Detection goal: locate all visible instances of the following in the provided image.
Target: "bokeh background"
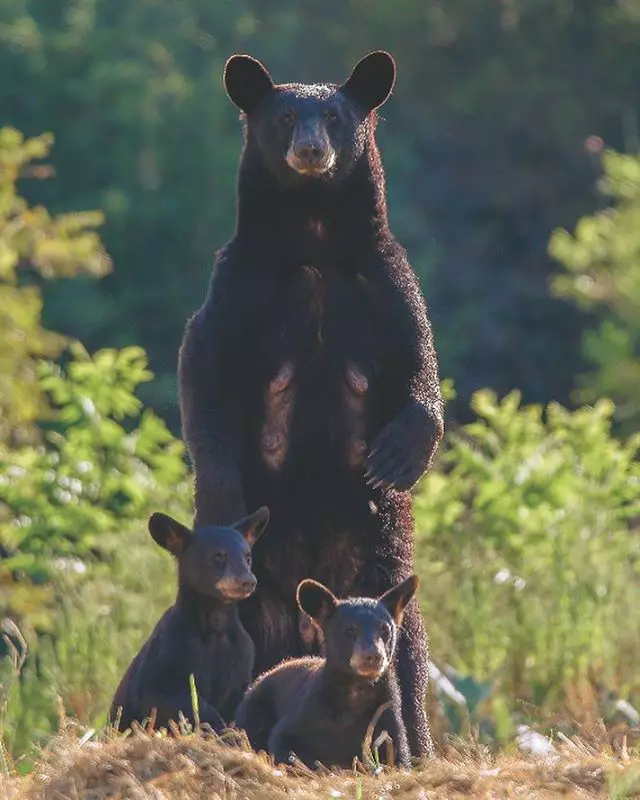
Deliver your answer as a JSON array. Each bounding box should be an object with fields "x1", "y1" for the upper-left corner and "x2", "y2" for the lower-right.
[{"x1": 1, "y1": 0, "x2": 639, "y2": 770}]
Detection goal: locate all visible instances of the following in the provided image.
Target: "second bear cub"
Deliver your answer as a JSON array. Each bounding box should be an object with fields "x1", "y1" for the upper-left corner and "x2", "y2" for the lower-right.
[
  {"x1": 235, "y1": 575, "x2": 417, "y2": 769},
  {"x1": 110, "y1": 506, "x2": 269, "y2": 733}
]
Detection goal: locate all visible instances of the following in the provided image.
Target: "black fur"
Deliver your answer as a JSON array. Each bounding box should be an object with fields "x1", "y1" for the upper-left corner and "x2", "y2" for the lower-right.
[
  {"x1": 178, "y1": 51, "x2": 443, "y2": 757},
  {"x1": 110, "y1": 507, "x2": 270, "y2": 732},
  {"x1": 235, "y1": 577, "x2": 417, "y2": 769}
]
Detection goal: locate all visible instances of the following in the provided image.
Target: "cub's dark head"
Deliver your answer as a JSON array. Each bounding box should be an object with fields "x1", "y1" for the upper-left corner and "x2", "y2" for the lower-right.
[
  {"x1": 296, "y1": 575, "x2": 418, "y2": 681},
  {"x1": 223, "y1": 51, "x2": 395, "y2": 184},
  {"x1": 148, "y1": 507, "x2": 270, "y2": 603}
]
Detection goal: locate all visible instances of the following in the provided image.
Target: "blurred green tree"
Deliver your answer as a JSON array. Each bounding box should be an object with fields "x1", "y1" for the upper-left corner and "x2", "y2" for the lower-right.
[
  {"x1": 0, "y1": 126, "x2": 109, "y2": 445},
  {"x1": 0, "y1": 130, "x2": 190, "y2": 759},
  {"x1": 0, "y1": 126, "x2": 189, "y2": 632},
  {"x1": 550, "y1": 148, "x2": 640, "y2": 433}
]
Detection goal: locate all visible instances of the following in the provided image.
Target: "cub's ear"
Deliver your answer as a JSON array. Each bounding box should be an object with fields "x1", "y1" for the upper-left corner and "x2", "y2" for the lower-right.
[
  {"x1": 233, "y1": 506, "x2": 270, "y2": 546},
  {"x1": 341, "y1": 50, "x2": 396, "y2": 112},
  {"x1": 379, "y1": 574, "x2": 419, "y2": 625},
  {"x1": 148, "y1": 513, "x2": 192, "y2": 557},
  {"x1": 297, "y1": 579, "x2": 339, "y2": 627},
  {"x1": 224, "y1": 54, "x2": 274, "y2": 113}
]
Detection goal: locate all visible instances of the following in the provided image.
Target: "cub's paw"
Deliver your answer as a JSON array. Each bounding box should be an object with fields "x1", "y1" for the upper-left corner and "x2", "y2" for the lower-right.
[{"x1": 364, "y1": 401, "x2": 443, "y2": 491}]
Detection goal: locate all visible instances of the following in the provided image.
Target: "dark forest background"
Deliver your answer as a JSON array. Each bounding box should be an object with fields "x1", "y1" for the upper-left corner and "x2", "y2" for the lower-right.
[{"x1": 4, "y1": 0, "x2": 639, "y2": 428}]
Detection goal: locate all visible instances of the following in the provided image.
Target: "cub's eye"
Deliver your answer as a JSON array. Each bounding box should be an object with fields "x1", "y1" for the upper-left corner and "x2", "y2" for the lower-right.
[
  {"x1": 245, "y1": 553, "x2": 252, "y2": 565},
  {"x1": 212, "y1": 552, "x2": 227, "y2": 567},
  {"x1": 344, "y1": 625, "x2": 358, "y2": 639},
  {"x1": 325, "y1": 110, "x2": 338, "y2": 123},
  {"x1": 280, "y1": 110, "x2": 296, "y2": 127}
]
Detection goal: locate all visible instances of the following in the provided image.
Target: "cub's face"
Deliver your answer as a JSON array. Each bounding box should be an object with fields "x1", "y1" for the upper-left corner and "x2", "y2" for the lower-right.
[
  {"x1": 296, "y1": 575, "x2": 419, "y2": 682},
  {"x1": 147, "y1": 507, "x2": 270, "y2": 602},
  {"x1": 179, "y1": 526, "x2": 258, "y2": 601},
  {"x1": 223, "y1": 51, "x2": 396, "y2": 185},
  {"x1": 326, "y1": 601, "x2": 398, "y2": 680}
]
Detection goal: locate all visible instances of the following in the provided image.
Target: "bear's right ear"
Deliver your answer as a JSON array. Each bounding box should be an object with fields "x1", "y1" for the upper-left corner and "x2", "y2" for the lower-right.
[
  {"x1": 148, "y1": 513, "x2": 192, "y2": 557},
  {"x1": 297, "y1": 579, "x2": 339, "y2": 627},
  {"x1": 379, "y1": 574, "x2": 419, "y2": 625},
  {"x1": 224, "y1": 54, "x2": 274, "y2": 113},
  {"x1": 341, "y1": 51, "x2": 396, "y2": 112}
]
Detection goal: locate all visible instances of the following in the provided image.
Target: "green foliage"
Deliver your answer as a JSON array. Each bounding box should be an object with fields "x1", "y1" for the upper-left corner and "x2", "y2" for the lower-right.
[
  {"x1": 0, "y1": 342, "x2": 188, "y2": 762},
  {"x1": 0, "y1": 344, "x2": 189, "y2": 629},
  {"x1": 0, "y1": 528, "x2": 175, "y2": 766},
  {"x1": 415, "y1": 389, "x2": 640, "y2": 735},
  {"x1": 550, "y1": 149, "x2": 640, "y2": 432},
  {"x1": 3, "y1": 382, "x2": 638, "y2": 764},
  {"x1": 0, "y1": 127, "x2": 109, "y2": 444},
  {"x1": 0, "y1": 125, "x2": 189, "y2": 767}
]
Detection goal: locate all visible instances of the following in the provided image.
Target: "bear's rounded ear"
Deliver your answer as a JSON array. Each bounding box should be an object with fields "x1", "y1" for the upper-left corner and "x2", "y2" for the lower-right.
[
  {"x1": 148, "y1": 512, "x2": 192, "y2": 557},
  {"x1": 296, "y1": 579, "x2": 338, "y2": 627},
  {"x1": 378, "y1": 574, "x2": 419, "y2": 625},
  {"x1": 224, "y1": 54, "x2": 274, "y2": 113},
  {"x1": 232, "y1": 506, "x2": 270, "y2": 546},
  {"x1": 341, "y1": 51, "x2": 396, "y2": 112}
]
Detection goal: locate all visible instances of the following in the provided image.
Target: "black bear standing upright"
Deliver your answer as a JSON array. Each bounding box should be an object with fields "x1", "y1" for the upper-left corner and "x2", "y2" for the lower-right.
[{"x1": 178, "y1": 51, "x2": 444, "y2": 758}]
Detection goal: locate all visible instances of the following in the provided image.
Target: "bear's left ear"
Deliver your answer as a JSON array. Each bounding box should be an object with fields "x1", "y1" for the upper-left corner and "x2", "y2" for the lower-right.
[
  {"x1": 341, "y1": 51, "x2": 396, "y2": 112},
  {"x1": 148, "y1": 512, "x2": 193, "y2": 557},
  {"x1": 297, "y1": 580, "x2": 339, "y2": 628},
  {"x1": 224, "y1": 54, "x2": 274, "y2": 113},
  {"x1": 379, "y1": 574, "x2": 419, "y2": 625}
]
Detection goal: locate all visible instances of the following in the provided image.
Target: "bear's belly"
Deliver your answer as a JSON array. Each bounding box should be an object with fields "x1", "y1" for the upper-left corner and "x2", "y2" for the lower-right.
[
  {"x1": 258, "y1": 357, "x2": 370, "y2": 477},
  {"x1": 255, "y1": 265, "x2": 379, "y2": 480}
]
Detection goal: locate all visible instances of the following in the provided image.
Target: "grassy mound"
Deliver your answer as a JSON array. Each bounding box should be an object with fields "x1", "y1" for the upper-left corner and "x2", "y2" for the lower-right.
[{"x1": 4, "y1": 731, "x2": 640, "y2": 799}]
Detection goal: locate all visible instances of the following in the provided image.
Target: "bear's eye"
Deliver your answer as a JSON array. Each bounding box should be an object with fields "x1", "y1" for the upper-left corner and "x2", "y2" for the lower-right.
[
  {"x1": 378, "y1": 622, "x2": 391, "y2": 640},
  {"x1": 280, "y1": 110, "x2": 296, "y2": 127},
  {"x1": 325, "y1": 110, "x2": 338, "y2": 123},
  {"x1": 245, "y1": 552, "x2": 251, "y2": 565},
  {"x1": 212, "y1": 552, "x2": 227, "y2": 567},
  {"x1": 344, "y1": 625, "x2": 358, "y2": 639}
]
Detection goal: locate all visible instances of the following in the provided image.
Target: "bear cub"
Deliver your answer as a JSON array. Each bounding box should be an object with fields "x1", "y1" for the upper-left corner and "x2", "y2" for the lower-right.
[
  {"x1": 110, "y1": 506, "x2": 270, "y2": 733},
  {"x1": 235, "y1": 575, "x2": 418, "y2": 769}
]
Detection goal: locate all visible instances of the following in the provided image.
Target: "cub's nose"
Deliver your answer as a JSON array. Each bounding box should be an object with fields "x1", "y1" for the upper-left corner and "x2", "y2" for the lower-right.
[
  {"x1": 218, "y1": 575, "x2": 257, "y2": 600},
  {"x1": 350, "y1": 646, "x2": 385, "y2": 678},
  {"x1": 361, "y1": 651, "x2": 383, "y2": 669},
  {"x1": 239, "y1": 577, "x2": 257, "y2": 596}
]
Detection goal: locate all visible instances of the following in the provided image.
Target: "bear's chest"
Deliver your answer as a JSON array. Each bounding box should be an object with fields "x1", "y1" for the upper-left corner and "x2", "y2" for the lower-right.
[
  {"x1": 188, "y1": 625, "x2": 253, "y2": 706},
  {"x1": 275, "y1": 265, "x2": 377, "y2": 364}
]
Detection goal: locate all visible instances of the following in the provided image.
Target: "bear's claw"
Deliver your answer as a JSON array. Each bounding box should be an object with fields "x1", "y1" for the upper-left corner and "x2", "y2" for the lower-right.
[{"x1": 364, "y1": 400, "x2": 442, "y2": 491}]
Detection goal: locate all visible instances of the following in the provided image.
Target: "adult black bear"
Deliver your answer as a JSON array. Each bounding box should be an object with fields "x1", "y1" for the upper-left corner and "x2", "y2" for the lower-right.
[{"x1": 178, "y1": 51, "x2": 444, "y2": 757}]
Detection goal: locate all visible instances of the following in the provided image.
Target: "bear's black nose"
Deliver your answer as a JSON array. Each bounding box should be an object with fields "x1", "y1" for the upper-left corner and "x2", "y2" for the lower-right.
[{"x1": 295, "y1": 143, "x2": 325, "y2": 165}]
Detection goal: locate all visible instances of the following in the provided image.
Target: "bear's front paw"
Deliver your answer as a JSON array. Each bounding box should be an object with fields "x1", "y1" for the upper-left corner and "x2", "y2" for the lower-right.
[{"x1": 364, "y1": 401, "x2": 443, "y2": 491}]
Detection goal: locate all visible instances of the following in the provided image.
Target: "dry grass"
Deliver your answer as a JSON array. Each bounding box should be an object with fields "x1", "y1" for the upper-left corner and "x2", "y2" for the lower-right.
[{"x1": 3, "y1": 730, "x2": 640, "y2": 800}]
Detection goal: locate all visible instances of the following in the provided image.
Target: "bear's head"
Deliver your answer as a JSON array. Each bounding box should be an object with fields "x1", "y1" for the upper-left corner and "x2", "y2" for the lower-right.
[{"x1": 223, "y1": 51, "x2": 395, "y2": 185}]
